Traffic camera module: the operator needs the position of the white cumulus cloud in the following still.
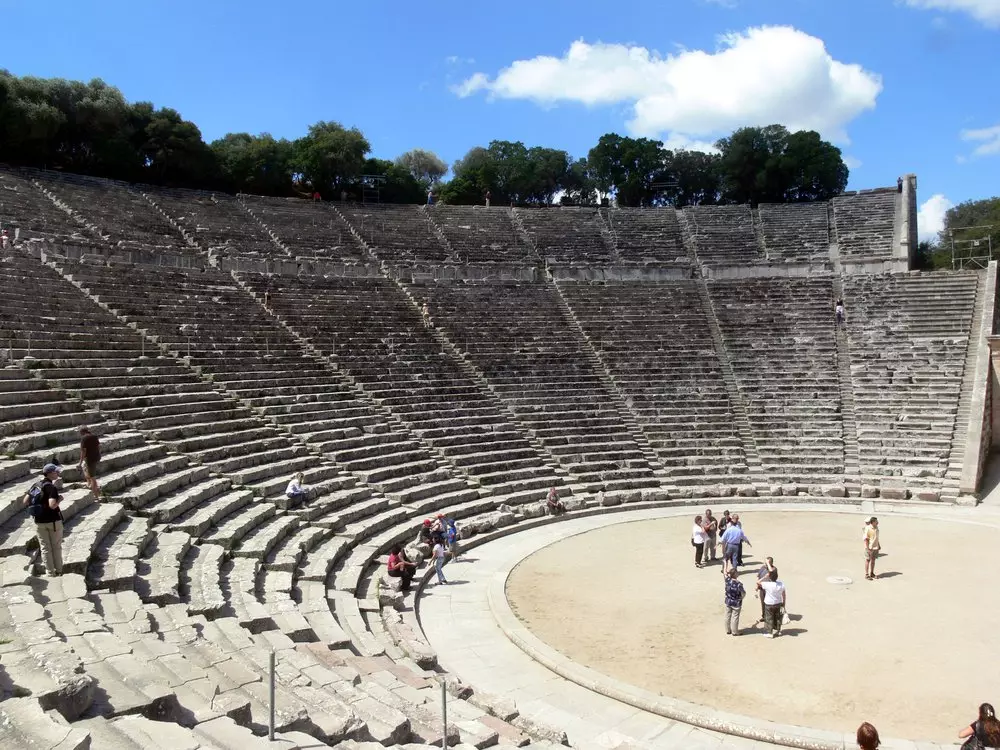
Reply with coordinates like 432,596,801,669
901,0,1000,27
451,27,882,148
918,194,955,242
843,155,863,169
960,123,1000,158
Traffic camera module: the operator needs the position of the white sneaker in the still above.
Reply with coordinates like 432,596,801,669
765,632,774,639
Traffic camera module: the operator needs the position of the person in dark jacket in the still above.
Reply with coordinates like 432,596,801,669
23,463,64,576
79,426,101,499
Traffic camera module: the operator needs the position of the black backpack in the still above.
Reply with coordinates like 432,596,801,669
25,482,45,519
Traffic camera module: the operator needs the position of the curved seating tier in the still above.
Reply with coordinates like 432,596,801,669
758,202,830,263
415,279,658,489
0,167,94,246
143,187,280,258
707,276,844,480
427,206,534,263
601,207,688,264
832,190,897,261
513,207,613,264
843,271,980,490
243,196,369,261
33,171,190,255
337,204,449,262
558,280,747,483
684,205,763,265
238,272,561,499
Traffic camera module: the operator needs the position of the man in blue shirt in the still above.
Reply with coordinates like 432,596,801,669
723,568,746,636
720,519,751,574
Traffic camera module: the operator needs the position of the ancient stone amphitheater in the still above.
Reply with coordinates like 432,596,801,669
0,168,993,749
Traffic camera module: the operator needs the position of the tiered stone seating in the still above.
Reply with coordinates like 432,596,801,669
240,273,561,500
832,190,897,260
601,208,688,264
243,196,368,261
0,167,93,245
421,280,659,489
758,202,830,262
33,171,190,254
843,272,980,486
144,187,280,258
338,204,449,262
559,280,747,483
684,205,764,264
513,207,613,263
708,277,844,480
427,206,534,263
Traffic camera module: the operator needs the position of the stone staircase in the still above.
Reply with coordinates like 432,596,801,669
419,205,458,260
549,279,666,476
942,270,988,502
831,275,860,479
236,197,294,257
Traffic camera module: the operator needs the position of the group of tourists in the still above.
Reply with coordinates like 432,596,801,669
387,514,461,591
21,427,101,578
691,509,788,638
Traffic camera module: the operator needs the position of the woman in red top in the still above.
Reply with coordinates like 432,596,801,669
387,544,416,592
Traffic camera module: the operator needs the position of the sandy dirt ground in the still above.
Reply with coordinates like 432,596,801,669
505,510,999,743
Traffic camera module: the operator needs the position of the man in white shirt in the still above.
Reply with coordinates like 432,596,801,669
285,472,309,505
756,568,786,638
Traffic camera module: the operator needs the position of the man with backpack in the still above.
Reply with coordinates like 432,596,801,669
22,463,64,577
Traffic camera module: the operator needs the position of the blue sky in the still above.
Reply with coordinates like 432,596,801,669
1,0,998,237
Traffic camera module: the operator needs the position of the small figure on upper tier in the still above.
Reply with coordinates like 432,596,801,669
835,298,846,326
421,301,432,328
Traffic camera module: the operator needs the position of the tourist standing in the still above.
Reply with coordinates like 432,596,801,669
723,568,745,636
432,539,448,584
691,515,707,568
446,518,460,562
720,518,751,574
864,517,881,580
958,703,1000,748
485,190,491,208
703,509,718,564
755,557,777,626
78,427,101,500
856,722,880,750
733,513,747,566
23,463,64,577
421,301,432,328
835,299,846,326
718,509,731,535
757,568,786,638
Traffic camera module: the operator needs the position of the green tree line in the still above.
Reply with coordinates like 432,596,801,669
915,197,1000,270
0,70,848,206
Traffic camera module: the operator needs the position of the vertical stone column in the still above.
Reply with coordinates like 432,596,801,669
898,174,919,269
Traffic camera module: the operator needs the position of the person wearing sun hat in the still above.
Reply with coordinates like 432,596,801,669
21,463,65,576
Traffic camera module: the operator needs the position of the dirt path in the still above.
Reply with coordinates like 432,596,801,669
506,510,997,742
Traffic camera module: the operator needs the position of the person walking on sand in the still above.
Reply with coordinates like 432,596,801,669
432,539,448,585
856,722,880,750
864,517,881,580
723,568,745,636
757,568,786,638
703,509,718,564
691,515,708,568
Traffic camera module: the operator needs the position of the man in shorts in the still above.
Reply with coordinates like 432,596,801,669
757,569,786,638
78,427,101,500
703,508,719,564
864,517,880,580
755,557,776,626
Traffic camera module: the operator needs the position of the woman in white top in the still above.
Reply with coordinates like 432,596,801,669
692,515,708,568
285,472,308,504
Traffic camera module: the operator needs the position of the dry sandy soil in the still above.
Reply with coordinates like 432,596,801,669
505,510,999,743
